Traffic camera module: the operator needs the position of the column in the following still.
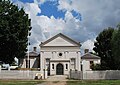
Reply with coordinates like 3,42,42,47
52,51,54,59
77,51,81,71
40,51,43,74
66,51,68,59
64,51,66,59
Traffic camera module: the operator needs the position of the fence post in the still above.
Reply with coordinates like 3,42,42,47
0,65,1,72
45,70,47,79
43,69,45,79
82,71,83,80
8,67,10,71
69,69,72,79
27,70,29,78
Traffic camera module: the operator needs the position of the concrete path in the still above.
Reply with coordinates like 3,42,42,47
36,81,66,85
36,75,68,85
46,75,68,81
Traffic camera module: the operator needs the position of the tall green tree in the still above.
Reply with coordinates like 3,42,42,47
93,27,115,70
111,24,120,69
0,0,31,64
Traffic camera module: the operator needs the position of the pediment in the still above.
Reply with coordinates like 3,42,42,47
40,33,81,47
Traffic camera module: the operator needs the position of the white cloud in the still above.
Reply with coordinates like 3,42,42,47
64,11,73,21
58,0,72,11
58,0,120,33
13,0,120,52
81,39,95,53
13,0,41,18
34,0,45,5
57,0,120,51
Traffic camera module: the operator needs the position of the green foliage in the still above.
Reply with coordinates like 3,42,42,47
10,61,17,66
93,27,115,70
0,0,31,64
111,24,120,69
91,64,101,70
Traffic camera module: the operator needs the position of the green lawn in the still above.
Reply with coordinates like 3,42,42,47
0,80,43,85
1,80,120,85
67,80,120,85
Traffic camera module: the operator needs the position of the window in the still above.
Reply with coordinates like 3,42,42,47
58,53,63,58
81,64,83,71
71,58,75,64
71,58,75,69
59,53,62,56
46,58,50,70
26,59,30,68
52,64,54,69
90,61,94,69
46,58,50,64
90,61,93,64
66,64,68,69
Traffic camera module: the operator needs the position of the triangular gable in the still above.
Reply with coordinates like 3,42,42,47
40,33,81,47
81,53,101,59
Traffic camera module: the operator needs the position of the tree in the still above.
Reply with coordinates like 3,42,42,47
93,27,115,70
0,0,31,64
111,24,120,69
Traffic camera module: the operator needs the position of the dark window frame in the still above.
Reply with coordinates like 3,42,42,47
66,64,68,69
52,64,54,69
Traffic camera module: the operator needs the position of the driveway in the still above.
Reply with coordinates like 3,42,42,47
36,81,66,85
46,75,68,81
36,75,68,85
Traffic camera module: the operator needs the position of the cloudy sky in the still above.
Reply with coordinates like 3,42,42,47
12,0,120,52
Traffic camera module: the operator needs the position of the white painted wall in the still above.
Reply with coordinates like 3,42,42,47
82,59,101,73
82,60,90,73
50,61,70,75
20,57,39,68
40,36,81,75
20,59,26,68
40,47,81,75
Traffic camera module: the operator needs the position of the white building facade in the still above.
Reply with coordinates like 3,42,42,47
19,33,101,78
40,33,81,75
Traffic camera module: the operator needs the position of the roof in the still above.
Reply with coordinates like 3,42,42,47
25,51,39,57
81,53,100,59
40,33,81,46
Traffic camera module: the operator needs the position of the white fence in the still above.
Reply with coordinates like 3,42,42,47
0,70,42,79
70,70,120,80
69,70,83,79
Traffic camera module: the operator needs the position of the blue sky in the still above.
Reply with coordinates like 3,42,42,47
14,0,81,20
12,0,34,3
37,1,66,19
12,0,120,52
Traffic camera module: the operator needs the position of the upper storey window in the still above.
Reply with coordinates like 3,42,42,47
59,53,62,56
58,52,63,58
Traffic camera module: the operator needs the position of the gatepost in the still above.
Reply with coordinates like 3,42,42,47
43,69,48,79
69,69,72,79
0,65,1,72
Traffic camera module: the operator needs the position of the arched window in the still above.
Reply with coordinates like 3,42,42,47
66,64,68,69
52,64,54,69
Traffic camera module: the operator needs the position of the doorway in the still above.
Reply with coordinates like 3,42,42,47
56,63,64,75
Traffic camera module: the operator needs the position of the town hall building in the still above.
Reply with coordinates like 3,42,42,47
40,33,81,75
19,33,100,76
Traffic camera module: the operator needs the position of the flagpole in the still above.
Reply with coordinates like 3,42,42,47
27,31,29,69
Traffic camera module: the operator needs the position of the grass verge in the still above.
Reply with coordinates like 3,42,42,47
0,80,43,85
67,80,120,85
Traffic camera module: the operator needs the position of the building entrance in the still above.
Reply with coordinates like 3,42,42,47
56,63,64,75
